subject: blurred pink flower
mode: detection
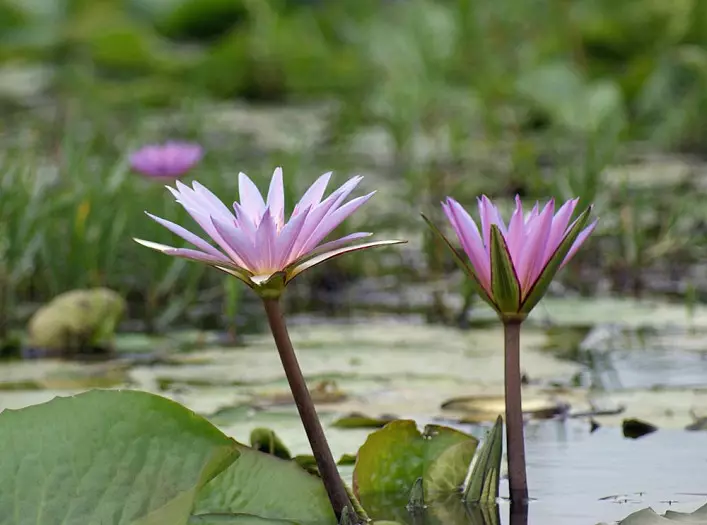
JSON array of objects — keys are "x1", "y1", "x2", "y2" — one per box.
[
  {"x1": 129, "y1": 141, "x2": 203, "y2": 179},
  {"x1": 428, "y1": 195, "x2": 597, "y2": 318},
  {"x1": 135, "y1": 167, "x2": 403, "y2": 295}
]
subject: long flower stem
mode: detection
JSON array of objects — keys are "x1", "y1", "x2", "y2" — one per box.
[
  {"x1": 262, "y1": 298, "x2": 357, "y2": 523},
  {"x1": 503, "y1": 320, "x2": 529, "y2": 505}
]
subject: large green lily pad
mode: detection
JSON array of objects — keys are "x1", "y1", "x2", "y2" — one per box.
[
  {"x1": 0, "y1": 389, "x2": 239, "y2": 525},
  {"x1": 352, "y1": 420, "x2": 478, "y2": 501}
]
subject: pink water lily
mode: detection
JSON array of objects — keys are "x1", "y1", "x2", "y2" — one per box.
[
  {"x1": 425, "y1": 195, "x2": 597, "y2": 318},
  {"x1": 135, "y1": 167, "x2": 403, "y2": 295},
  {"x1": 129, "y1": 141, "x2": 203, "y2": 179}
]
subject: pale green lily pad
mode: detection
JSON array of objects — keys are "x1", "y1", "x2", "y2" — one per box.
[
  {"x1": 0, "y1": 390, "x2": 239, "y2": 525},
  {"x1": 602, "y1": 502, "x2": 707, "y2": 524}
]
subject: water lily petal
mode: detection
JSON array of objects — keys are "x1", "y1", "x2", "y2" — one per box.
[
  {"x1": 546, "y1": 198, "x2": 579, "y2": 257},
  {"x1": 303, "y1": 232, "x2": 372, "y2": 259},
  {"x1": 145, "y1": 212, "x2": 224, "y2": 258},
  {"x1": 210, "y1": 216, "x2": 258, "y2": 270},
  {"x1": 444, "y1": 198, "x2": 491, "y2": 292},
  {"x1": 298, "y1": 192, "x2": 375, "y2": 256},
  {"x1": 293, "y1": 171, "x2": 331, "y2": 215},
  {"x1": 560, "y1": 218, "x2": 598, "y2": 269},
  {"x1": 274, "y1": 205, "x2": 311, "y2": 267},
  {"x1": 287, "y1": 240, "x2": 405, "y2": 283},
  {"x1": 266, "y1": 167, "x2": 285, "y2": 228},
  {"x1": 238, "y1": 172, "x2": 266, "y2": 221},
  {"x1": 133, "y1": 238, "x2": 229, "y2": 265},
  {"x1": 517, "y1": 199, "x2": 554, "y2": 295}
]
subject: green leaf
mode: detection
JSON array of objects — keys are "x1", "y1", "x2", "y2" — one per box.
[
  {"x1": 0, "y1": 389, "x2": 239, "y2": 525},
  {"x1": 421, "y1": 214, "x2": 497, "y2": 310},
  {"x1": 353, "y1": 420, "x2": 478, "y2": 501},
  {"x1": 195, "y1": 446, "x2": 337, "y2": 525},
  {"x1": 189, "y1": 514, "x2": 299, "y2": 525},
  {"x1": 463, "y1": 416, "x2": 503, "y2": 504},
  {"x1": 249, "y1": 428, "x2": 292, "y2": 460},
  {"x1": 520, "y1": 207, "x2": 592, "y2": 314},
  {"x1": 489, "y1": 226, "x2": 521, "y2": 315},
  {"x1": 609, "y1": 502, "x2": 707, "y2": 524}
]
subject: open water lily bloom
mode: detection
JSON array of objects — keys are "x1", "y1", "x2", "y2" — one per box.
[
  {"x1": 425, "y1": 195, "x2": 597, "y2": 319},
  {"x1": 129, "y1": 141, "x2": 203, "y2": 179},
  {"x1": 135, "y1": 168, "x2": 403, "y2": 296}
]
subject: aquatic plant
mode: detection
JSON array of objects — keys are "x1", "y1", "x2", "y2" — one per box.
[
  {"x1": 424, "y1": 195, "x2": 597, "y2": 505},
  {"x1": 129, "y1": 141, "x2": 204, "y2": 179},
  {"x1": 135, "y1": 167, "x2": 403, "y2": 522}
]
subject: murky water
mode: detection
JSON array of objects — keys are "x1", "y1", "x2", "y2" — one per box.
[{"x1": 1, "y1": 297, "x2": 706, "y2": 524}]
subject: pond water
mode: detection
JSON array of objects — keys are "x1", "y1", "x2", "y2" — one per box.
[{"x1": 1, "y1": 296, "x2": 706, "y2": 524}]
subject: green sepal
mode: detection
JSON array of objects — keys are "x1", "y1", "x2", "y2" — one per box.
[
  {"x1": 489, "y1": 225, "x2": 521, "y2": 315},
  {"x1": 520, "y1": 206, "x2": 592, "y2": 314},
  {"x1": 421, "y1": 214, "x2": 498, "y2": 311}
]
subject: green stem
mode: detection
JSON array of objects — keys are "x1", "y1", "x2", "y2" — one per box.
[
  {"x1": 262, "y1": 298, "x2": 358, "y2": 523},
  {"x1": 503, "y1": 320, "x2": 529, "y2": 505}
]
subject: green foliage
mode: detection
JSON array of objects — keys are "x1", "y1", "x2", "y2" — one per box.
[
  {"x1": 195, "y1": 445, "x2": 336, "y2": 524},
  {"x1": 463, "y1": 416, "x2": 503, "y2": 505},
  {"x1": 353, "y1": 420, "x2": 478, "y2": 501},
  {"x1": 0, "y1": 390, "x2": 240, "y2": 525}
]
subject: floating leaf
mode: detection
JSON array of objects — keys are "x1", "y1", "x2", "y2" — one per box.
[
  {"x1": 464, "y1": 416, "x2": 503, "y2": 504},
  {"x1": 249, "y1": 428, "x2": 292, "y2": 460},
  {"x1": 331, "y1": 412, "x2": 397, "y2": 429},
  {"x1": 606, "y1": 502, "x2": 707, "y2": 524},
  {"x1": 189, "y1": 515, "x2": 298, "y2": 525},
  {"x1": 0, "y1": 389, "x2": 239, "y2": 525},
  {"x1": 353, "y1": 420, "x2": 478, "y2": 501},
  {"x1": 195, "y1": 446, "x2": 337, "y2": 525}
]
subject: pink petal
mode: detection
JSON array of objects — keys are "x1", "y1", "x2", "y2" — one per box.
[
  {"x1": 287, "y1": 240, "x2": 405, "y2": 282},
  {"x1": 293, "y1": 171, "x2": 332, "y2": 216},
  {"x1": 560, "y1": 219, "x2": 598, "y2": 269},
  {"x1": 297, "y1": 192, "x2": 375, "y2": 256},
  {"x1": 305, "y1": 232, "x2": 372, "y2": 258},
  {"x1": 191, "y1": 181, "x2": 235, "y2": 222},
  {"x1": 253, "y1": 207, "x2": 277, "y2": 273},
  {"x1": 134, "y1": 238, "x2": 230, "y2": 266},
  {"x1": 287, "y1": 177, "x2": 363, "y2": 258},
  {"x1": 516, "y1": 199, "x2": 555, "y2": 295},
  {"x1": 444, "y1": 198, "x2": 491, "y2": 292},
  {"x1": 238, "y1": 172, "x2": 266, "y2": 221},
  {"x1": 545, "y1": 198, "x2": 579, "y2": 258},
  {"x1": 505, "y1": 196, "x2": 525, "y2": 266},
  {"x1": 274, "y1": 205, "x2": 312, "y2": 267},
  {"x1": 145, "y1": 212, "x2": 224, "y2": 258},
  {"x1": 266, "y1": 167, "x2": 285, "y2": 228},
  {"x1": 477, "y1": 196, "x2": 493, "y2": 249},
  {"x1": 232, "y1": 201, "x2": 257, "y2": 242},
  {"x1": 211, "y1": 216, "x2": 258, "y2": 270}
]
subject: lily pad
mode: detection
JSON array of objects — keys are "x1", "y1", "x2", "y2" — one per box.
[
  {"x1": 0, "y1": 389, "x2": 239, "y2": 525},
  {"x1": 604, "y1": 502, "x2": 707, "y2": 524},
  {"x1": 441, "y1": 394, "x2": 567, "y2": 422},
  {"x1": 331, "y1": 413, "x2": 397, "y2": 429},
  {"x1": 353, "y1": 420, "x2": 478, "y2": 501},
  {"x1": 194, "y1": 445, "x2": 336, "y2": 525}
]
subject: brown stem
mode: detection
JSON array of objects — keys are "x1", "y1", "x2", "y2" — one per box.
[
  {"x1": 262, "y1": 298, "x2": 357, "y2": 523},
  {"x1": 503, "y1": 320, "x2": 529, "y2": 505}
]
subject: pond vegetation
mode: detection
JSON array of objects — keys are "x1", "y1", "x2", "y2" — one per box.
[{"x1": 1, "y1": 1, "x2": 707, "y2": 524}]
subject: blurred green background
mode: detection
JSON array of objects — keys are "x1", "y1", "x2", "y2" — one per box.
[{"x1": 2, "y1": 0, "x2": 707, "y2": 345}]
